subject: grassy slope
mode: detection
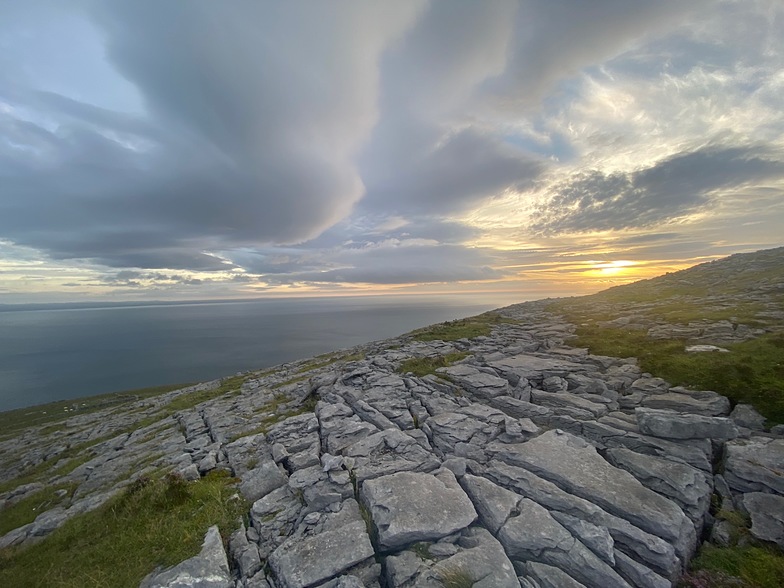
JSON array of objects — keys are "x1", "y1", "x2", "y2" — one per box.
[
  {"x1": 549, "y1": 247, "x2": 784, "y2": 424},
  {"x1": 0, "y1": 472, "x2": 246, "y2": 588}
]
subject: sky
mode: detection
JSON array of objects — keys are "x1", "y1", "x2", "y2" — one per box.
[{"x1": 1, "y1": 0, "x2": 783, "y2": 305}]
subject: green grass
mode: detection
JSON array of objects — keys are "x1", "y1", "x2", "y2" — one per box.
[
  {"x1": 165, "y1": 375, "x2": 245, "y2": 413},
  {"x1": 0, "y1": 483, "x2": 77, "y2": 536},
  {"x1": 397, "y1": 352, "x2": 469, "y2": 377},
  {"x1": 0, "y1": 383, "x2": 195, "y2": 440},
  {"x1": 409, "y1": 312, "x2": 514, "y2": 342},
  {"x1": 684, "y1": 545, "x2": 784, "y2": 588},
  {"x1": 437, "y1": 565, "x2": 475, "y2": 588},
  {"x1": 562, "y1": 325, "x2": 784, "y2": 424},
  {"x1": 0, "y1": 471, "x2": 247, "y2": 588}
]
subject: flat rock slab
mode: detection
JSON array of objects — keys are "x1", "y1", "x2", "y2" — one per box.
[
  {"x1": 497, "y1": 498, "x2": 629, "y2": 588},
  {"x1": 268, "y1": 520, "x2": 374, "y2": 588},
  {"x1": 141, "y1": 526, "x2": 232, "y2": 588},
  {"x1": 239, "y1": 460, "x2": 288, "y2": 503},
  {"x1": 744, "y1": 492, "x2": 784, "y2": 548},
  {"x1": 360, "y1": 469, "x2": 477, "y2": 550},
  {"x1": 496, "y1": 429, "x2": 695, "y2": 555},
  {"x1": 636, "y1": 408, "x2": 738, "y2": 440},
  {"x1": 724, "y1": 437, "x2": 784, "y2": 494},
  {"x1": 639, "y1": 392, "x2": 730, "y2": 416},
  {"x1": 489, "y1": 354, "x2": 588, "y2": 382},
  {"x1": 605, "y1": 447, "x2": 712, "y2": 526}
]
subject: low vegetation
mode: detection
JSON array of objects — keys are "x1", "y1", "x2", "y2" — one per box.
[
  {"x1": 409, "y1": 312, "x2": 514, "y2": 342},
  {"x1": 560, "y1": 325, "x2": 784, "y2": 424},
  {"x1": 0, "y1": 382, "x2": 194, "y2": 440},
  {"x1": 437, "y1": 565, "x2": 475, "y2": 588},
  {"x1": 397, "y1": 352, "x2": 469, "y2": 377},
  {"x1": 0, "y1": 483, "x2": 77, "y2": 537},
  {"x1": 0, "y1": 471, "x2": 247, "y2": 588}
]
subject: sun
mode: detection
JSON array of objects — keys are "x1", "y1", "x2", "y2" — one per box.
[{"x1": 591, "y1": 260, "x2": 637, "y2": 277}]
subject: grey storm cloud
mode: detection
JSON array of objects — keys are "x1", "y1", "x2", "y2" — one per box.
[
  {"x1": 1, "y1": 0, "x2": 780, "y2": 289},
  {"x1": 535, "y1": 145, "x2": 784, "y2": 234}
]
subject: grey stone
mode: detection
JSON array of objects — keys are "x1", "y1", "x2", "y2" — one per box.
[
  {"x1": 636, "y1": 407, "x2": 738, "y2": 440},
  {"x1": 744, "y1": 492, "x2": 784, "y2": 548},
  {"x1": 685, "y1": 345, "x2": 729, "y2": 353},
  {"x1": 640, "y1": 391, "x2": 730, "y2": 416},
  {"x1": 437, "y1": 366, "x2": 511, "y2": 399},
  {"x1": 605, "y1": 447, "x2": 713, "y2": 527},
  {"x1": 710, "y1": 519, "x2": 735, "y2": 547},
  {"x1": 550, "y1": 511, "x2": 615, "y2": 565},
  {"x1": 384, "y1": 550, "x2": 424, "y2": 587},
  {"x1": 613, "y1": 549, "x2": 671, "y2": 588},
  {"x1": 724, "y1": 437, "x2": 784, "y2": 494},
  {"x1": 239, "y1": 460, "x2": 288, "y2": 503},
  {"x1": 140, "y1": 526, "x2": 232, "y2": 588},
  {"x1": 497, "y1": 498, "x2": 630, "y2": 588},
  {"x1": 481, "y1": 460, "x2": 681, "y2": 580},
  {"x1": 268, "y1": 520, "x2": 374, "y2": 588},
  {"x1": 431, "y1": 527, "x2": 519, "y2": 588},
  {"x1": 530, "y1": 390, "x2": 609, "y2": 419},
  {"x1": 489, "y1": 354, "x2": 588, "y2": 382},
  {"x1": 441, "y1": 457, "x2": 467, "y2": 477},
  {"x1": 460, "y1": 474, "x2": 522, "y2": 534},
  {"x1": 179, "y1": 464, "x2": 201, "y2": 481},
  {"x1": 488, "y1": 396, "x2": 553, "y2": 422},
  {"x1": 730, "y1": 404, "x2": 766, "y2": 431},
  {"x1": 360, "y1": 469, "x2": 477, "y2": 549},
  {"x1": 582, "y1": 420, "x2": 712, "y2": 472},
  {"x1": 522, "y1": 562, "x2": 586, "y2": 588},
  {"x1": 495, "y1": 430, "x2": 695, "y2": 557},
  {"x1": 344, "y1": 428, "x2": 440, "y2": 482}
]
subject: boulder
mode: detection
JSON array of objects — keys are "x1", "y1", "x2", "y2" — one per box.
[
  {"x1": 360, "y1": 469, "x2": 477, "y2": 550},
  {"x1": 268, "y1": 521, "x2": 374, "y2": 588},
  {"x1": 605, "y1": 447, "x2": 713, "y2": 527},
  {"x1": 140, "y1": 526, "x2": 232, "y2": 588},
  {"x1": 482, "y1": 459, "x2": 681, "y2": 580},
  {"x1": 495, "y1": 430, "x2": 696, "y2": 558},
  {"x1": 744, "y1": 492, "x2": 784, "y2": 548},
  {"x1": 238, "y1": 460, "x2": 288, "y2": 503},
  {"x1": 724, "y1": 437, "x2": 784, "y2": 494},
  {"x1": 497, "y1": 498, "x2": 630, "y2": 588},
  {"x1": 729, "y1": 404, "x2": 766, "y2": 431},
  {"x1": 635, "y1": 408, "x2": 738, "y2": 440},
  {"x1": 640, "y1": 391, "x2": 730, "y2": 416}
]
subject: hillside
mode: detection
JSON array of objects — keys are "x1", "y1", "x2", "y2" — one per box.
[
  {"x1": 1, "y1": 248, "x2": 783, "y2": 588},
  {"x1": 549, "y1": 246, "x2": 784, "y2": 423}
]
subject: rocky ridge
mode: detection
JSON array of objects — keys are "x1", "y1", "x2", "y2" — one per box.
[{"x1": 2, "y1": 250, "x2": 784, "y2": 587}]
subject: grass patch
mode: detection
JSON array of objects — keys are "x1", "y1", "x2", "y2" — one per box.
[
  {"x1": 437, "y1": 565, "x2": 475, "y2": 588},
  {"x1": 0, "y1": 471, "x2": 247, "y2": 588},
  {"x1": 165, "y1": 376, "x2": 246, "y2": 413},
  {"x1": 561, "y1": 324, "x2": 784, "y2": 424},
  {"x1": 0, "y1": 382, "x2": 195, "y2": 439},
  {"x1": 397, "y1": 352, "x2": 469, "y2": 377},
  {"x1": 0, "y1": 483, "x2": 77, "y2": 536},
  {"x1": 685, "y1": 544, "x2": 784, "y2": 588},
  {"x1": 231, "y1": 393, "x2": 319, "y2": 441},
  {"x1": 410, "y1": 312, "x2": 514, "y2": 342}
]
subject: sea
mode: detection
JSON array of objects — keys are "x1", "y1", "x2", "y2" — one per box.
[{"x1": 0, "y1": 295, "x2": 517, "y2": 412}]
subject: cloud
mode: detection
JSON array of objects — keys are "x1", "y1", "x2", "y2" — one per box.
[
  {"x1": 1, "y1": 0, "x2": 784, "y2": 301},
  {"x1": 291, "y1": 241, "x2": 507, "y2": 285},
  {"x1": 0, "y1": 1, "x2": 425, "y2": 270},
  {"x1": 534, "y1": 144, "x2": 784, "y2": 234}
]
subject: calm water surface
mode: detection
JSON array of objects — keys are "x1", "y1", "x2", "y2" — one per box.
[{"x1": 0, "y1": 295, "x2": 506, "y2": 411}]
